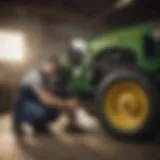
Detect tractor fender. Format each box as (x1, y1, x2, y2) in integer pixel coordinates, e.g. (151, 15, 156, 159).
(93, 47, 137, 65)
(91, 48, 137, 85)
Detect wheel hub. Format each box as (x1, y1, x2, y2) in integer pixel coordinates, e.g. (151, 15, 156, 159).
(104, 82, 149, 131)
(118, 93, 140, 116)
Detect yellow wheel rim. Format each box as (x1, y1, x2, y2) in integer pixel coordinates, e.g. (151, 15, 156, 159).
(104, 81, 149, 131)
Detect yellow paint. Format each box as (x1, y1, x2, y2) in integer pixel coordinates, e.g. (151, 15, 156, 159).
(104, 82, 149, 131)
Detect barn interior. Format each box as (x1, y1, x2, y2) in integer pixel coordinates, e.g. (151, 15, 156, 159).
(0, 0, 159, 160)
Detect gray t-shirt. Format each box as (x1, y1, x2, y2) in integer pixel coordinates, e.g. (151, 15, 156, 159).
(21, 68, 55, 93)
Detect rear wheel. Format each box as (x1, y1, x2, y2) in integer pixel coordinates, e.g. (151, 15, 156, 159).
(96, 67, 159, 140)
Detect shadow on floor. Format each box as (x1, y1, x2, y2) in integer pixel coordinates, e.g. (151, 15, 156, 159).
(15, 133, 108, 160)
(1, 114, 160, 160)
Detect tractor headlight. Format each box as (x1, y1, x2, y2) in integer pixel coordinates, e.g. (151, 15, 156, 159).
(71, 38, 87, 52)
(64, 38, 87, 66)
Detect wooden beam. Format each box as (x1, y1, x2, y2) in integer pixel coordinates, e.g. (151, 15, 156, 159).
(93, 0, 137, 24)
(14, 4, 90, 23)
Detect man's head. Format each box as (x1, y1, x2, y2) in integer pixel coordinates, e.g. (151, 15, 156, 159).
(43, 56, 59, 74)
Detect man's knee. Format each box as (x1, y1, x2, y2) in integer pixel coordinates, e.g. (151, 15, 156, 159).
(23, 101, 47, 123)
(32, 108, 46, 122)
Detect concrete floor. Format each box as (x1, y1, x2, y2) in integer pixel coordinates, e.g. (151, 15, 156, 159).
(0, 114, 160, 160)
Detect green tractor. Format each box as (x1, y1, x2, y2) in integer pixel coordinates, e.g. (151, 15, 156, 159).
(60, 21, 160, 139)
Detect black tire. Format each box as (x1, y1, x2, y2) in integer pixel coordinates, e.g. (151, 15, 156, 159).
(96, 66, 159, 140)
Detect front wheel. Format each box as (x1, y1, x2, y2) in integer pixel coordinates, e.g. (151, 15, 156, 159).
(96, 67, 159, 140)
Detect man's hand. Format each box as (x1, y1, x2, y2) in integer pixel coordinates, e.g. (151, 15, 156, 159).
(64, 99, 79, 109)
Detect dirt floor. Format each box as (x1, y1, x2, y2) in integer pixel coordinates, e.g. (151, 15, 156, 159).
(0, 114, 160, 160)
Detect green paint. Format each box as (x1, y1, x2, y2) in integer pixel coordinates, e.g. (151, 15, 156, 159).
(64, 21, 160, 94)
(88, 21, 160, 72)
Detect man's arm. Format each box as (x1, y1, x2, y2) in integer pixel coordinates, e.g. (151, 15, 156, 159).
(37, 90, 79, 109)
(23, 69, 77, 108)
(23, 69, 65, 108)
(36, 90, 65, 107)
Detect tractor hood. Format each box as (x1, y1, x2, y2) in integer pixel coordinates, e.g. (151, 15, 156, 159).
(87, 21, 159, 56)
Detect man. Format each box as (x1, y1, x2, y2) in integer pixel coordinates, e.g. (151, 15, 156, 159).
(13, 56, 97, 135)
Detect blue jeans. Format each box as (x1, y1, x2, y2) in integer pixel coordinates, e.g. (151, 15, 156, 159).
(14, 86, 60, 125)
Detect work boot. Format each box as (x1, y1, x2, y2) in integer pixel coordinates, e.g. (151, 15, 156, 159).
(65, 109, 85, 134)
(74, 108, 100, 132)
